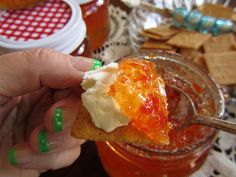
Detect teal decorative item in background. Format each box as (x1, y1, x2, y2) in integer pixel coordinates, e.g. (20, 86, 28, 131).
(185, 10, 202, 30)
(172, 7, 234, 35)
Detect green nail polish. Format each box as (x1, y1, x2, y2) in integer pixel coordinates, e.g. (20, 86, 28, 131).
(54, 108, 63, 132)
(92, 60, 102, 70)
(38, 129, 49, 153)
(7, 147, 18, 165)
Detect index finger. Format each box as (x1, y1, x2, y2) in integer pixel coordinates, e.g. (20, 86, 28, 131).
(0, 48, 100, 103)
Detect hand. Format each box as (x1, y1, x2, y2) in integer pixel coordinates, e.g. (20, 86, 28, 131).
(0, 48, 102, 177)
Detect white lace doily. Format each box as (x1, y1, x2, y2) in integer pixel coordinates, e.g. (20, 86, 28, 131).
(92, 5, 131, 64)
(93, 5, 236, 177)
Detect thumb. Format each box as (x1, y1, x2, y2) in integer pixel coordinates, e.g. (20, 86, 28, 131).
(0, 48, 102, 104)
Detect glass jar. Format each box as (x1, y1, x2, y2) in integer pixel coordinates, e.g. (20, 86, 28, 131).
(75, 0, 110, 50)
(96, 50, 225, 177)
(0, 0, 91, 57)
(0, 0, 45, 9)
(70, 36, 91, 57)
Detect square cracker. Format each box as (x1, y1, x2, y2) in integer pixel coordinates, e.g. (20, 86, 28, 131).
(141, 39, 173, 50)
(193, 53, 207, 70)
(144, 25, 179, 37)
(203, 33, 236, 53)
(231, 13, 236, 23)
(198, 4, 233, 19)
(71, 100, 158, 145)
(179, 48, 198, 60)
(204, 52, 236, 85)
(167, 31, 211, 49)
(140, 31, 173, 41)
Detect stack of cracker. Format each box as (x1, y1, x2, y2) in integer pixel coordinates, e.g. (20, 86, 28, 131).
(141, 27, 236, 85)
(140, 4, 236, 86)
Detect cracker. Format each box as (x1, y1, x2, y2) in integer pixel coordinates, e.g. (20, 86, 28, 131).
(141, 39, 173, 50)
(167, 31, 211, 49)
(198, 4, 233, 19)
(179, 48, 198, 60)
(144, 25, 179, 37)
(140, 31, 173, 41)
(203, 33, 236, 53)
(231, 13, 236, 23)
(71, 100, 157, 144)
(193, 53, 207, 69)
(204, 52, 236, 85)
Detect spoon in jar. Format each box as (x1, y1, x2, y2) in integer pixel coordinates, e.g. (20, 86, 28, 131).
(166, 86, 236, 134)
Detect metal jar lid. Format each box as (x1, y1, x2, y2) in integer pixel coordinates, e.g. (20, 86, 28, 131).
(0, 0, 86, 54)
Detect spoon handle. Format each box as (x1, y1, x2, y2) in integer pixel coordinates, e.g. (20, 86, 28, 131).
(194, 115, 236, 134)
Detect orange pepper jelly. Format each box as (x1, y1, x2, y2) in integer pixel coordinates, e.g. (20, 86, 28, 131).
(0, 0, 45, 9)
(108, 59, 172, 145)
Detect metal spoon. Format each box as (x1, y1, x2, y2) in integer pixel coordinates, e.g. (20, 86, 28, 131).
(166, 86, 236, 134)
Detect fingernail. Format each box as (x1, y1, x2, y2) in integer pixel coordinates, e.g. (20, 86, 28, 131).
(7, 147, 17, 165)
(52, 107, 76, 132)
(38, 128, 49, 153)
(72, 57, 102, 71)
(92, 59, 102, 70)
(54, 108, 63, 132)
(36, 130, 76, 153)
(7, 146, 32, 165)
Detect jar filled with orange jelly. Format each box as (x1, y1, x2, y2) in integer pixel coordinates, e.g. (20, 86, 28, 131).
(0, 0, 45, 9)
(74, 0, 110, 50)
(0, 0, 91, 57)
(96, 51, 225, 177)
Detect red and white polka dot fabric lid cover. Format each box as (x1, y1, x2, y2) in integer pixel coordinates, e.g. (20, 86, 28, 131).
(0, 0, 86, 54)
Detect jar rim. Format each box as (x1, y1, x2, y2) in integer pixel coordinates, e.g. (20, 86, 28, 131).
(113, 50, 225, 156)
(0, 0, 86, 54)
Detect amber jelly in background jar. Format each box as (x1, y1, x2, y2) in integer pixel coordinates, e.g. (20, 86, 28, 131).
(0, 0, 91, 57)
(96, 50, 225, 177)
(0, 0, 45, 9)
(74, 0, 110, 50)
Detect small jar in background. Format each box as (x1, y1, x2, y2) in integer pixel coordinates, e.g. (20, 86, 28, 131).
(0, 0, 91, 57)
(70, 36, 91, 57)
(96, 51, 225, 177)
(75, 0, 110, 50)
(0, 0, 45, 9)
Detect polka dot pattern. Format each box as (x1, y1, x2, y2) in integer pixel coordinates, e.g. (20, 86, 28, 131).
(0, 0, 71, 41)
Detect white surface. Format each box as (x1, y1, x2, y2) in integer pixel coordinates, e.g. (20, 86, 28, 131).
(120, 0, 141, 7)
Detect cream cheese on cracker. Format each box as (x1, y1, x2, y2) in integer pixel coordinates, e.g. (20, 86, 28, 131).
(81, 63, 130, 132)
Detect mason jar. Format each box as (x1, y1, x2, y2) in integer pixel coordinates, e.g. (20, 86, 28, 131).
(96, 50, 225, 177)
(0, 0, 45, 9)
(75, 0, 110, 50)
